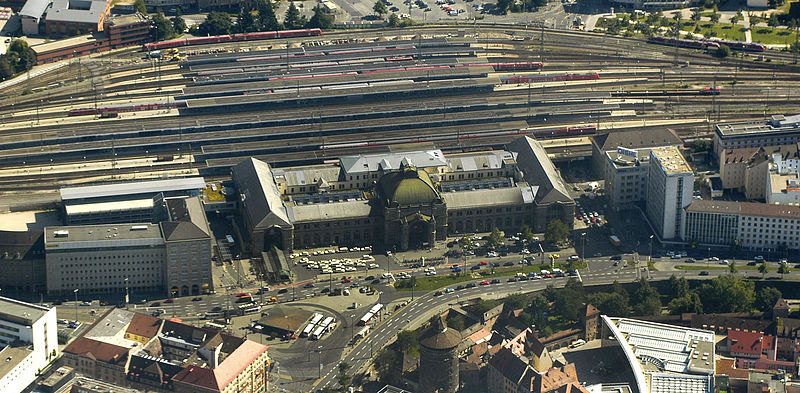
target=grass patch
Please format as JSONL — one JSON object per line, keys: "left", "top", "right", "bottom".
{"left": 751, "top": 26, "right": 798, "bottom": 45}
{"left": 395, "top": 260, "right": 583, "bottom": 291}
{"left": 682, "top": 22, "right": 746, "bottom": 41}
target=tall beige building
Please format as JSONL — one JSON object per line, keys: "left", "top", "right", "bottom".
{"left": 161, "top": 196, "right": 214, "bottom": 297}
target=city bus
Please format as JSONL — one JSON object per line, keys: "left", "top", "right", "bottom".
{"left": 237, "top": 302, "right": 261, "bottom": 316}
{"left": 301, "top": 313, "right": 324, "bottom": 337}
{"left": 358, "top": 312, "right": 375, "bottom": 326}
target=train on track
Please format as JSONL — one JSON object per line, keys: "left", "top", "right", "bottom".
{"left": 612, "top": 86, "right": 720, "bottom": 97}
{"left": 68, "top": 102, "right": 187, "bottom": 116}
{"left": 648, "top": 36, "right": 766, "bottom": 52}
{"left": 194, "top": 61, "right": 543, "bottom": 79}
{"left": 318, "top": 125, "right": 597, "bottom": 150}
{"left": 500, "top": 72, "right": 599, "bottom": 84}
{"left": 143, "top": 29, "right": 323, "bottom": 51}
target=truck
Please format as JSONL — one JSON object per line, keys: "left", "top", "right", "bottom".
{"left": 609, "top": 235, "right": 622, "bottom": 247}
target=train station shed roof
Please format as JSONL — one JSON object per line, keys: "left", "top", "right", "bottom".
{"left": 60, "top": 177, "right": 206, "bottom": 202}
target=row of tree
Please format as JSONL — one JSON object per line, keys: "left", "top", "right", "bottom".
{"left": 0, "top": 40, "right": 37, "bottom": 82}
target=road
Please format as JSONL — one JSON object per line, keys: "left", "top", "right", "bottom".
{"left": 311, "top": 255, "right": 779, "bottom": 390}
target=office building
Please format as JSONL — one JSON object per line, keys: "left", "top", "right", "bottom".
{"left": 43, "top": 0, "right": 112, "bottom": 36}
{"left": 234, "top": 137, "right": 574, "bottom": 254}
{"left": 645, "top": 146, "right": 694, "bottom": 240}
{"left": 60, "top": 177, "right": 205, "bottom": 225}
{"left": 719, "top": 144, "right": 800, "bottom": 201}
{"left": 682, "top": 200, "right": 800, "bottom": 251}
{"left": 714, "top": 114, "right": 800, "bottom": 156}
{"left": 0, "top": 230, "right": 46, "bottom": 293}
{"left": 591, "top": 128, "right": 682, "bottom": 211}
{"left": 44, "top": 224, "right": 165, "bottom": 296}
{"left": 161, "top": 196, "right": 214, "bottom": 297}
{"left": 0, "top": 297, "right": 59, "bottom": 393}
{"left": 19, "top": 0, "right": 49, "bottom": 35}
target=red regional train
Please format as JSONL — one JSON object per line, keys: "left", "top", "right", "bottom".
{"left": 143, "top": 29, "right": 323, "bottom": 51}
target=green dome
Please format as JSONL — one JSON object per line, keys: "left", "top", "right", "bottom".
{"left": 377, "top": 166, "right": 441, "bottom": 207}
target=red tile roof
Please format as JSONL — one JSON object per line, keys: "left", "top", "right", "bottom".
{"left": 716, "top": 358, "right": 749, "bottom": 379}
{"left": 172, "top": 339, "right": 268, "bottom": 392}
{"left": 727, "top": 329, "right": 768, "bottom": 357}
{"left": 126, "top": 313, "right": 162, "bottom": 339}
{"left": 63, "top": 337, "right": 128, "bottom": 364}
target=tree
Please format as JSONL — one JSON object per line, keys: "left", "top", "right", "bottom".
{"left": 487, "top": 227, "right": 505, "bottom": 250}
{"left": 713, "top": 45, "right": 731, "bottom": 58}
{"left": 691, "top": 7, "right": 701, "bottom": 21}
{"left": 373, "top": 0, "right": 388, "bottom": 17}
{"left": 306, "top": 5, "right": 334, "bottom": 29}
{"left": 238, "top": 7, "right": 257, "bottom": 33}
{"left": 458, "top": 235, "right": 473, "bottom": 252}
{"left": 396, "top": 330, "right": 419, "bottom": 356}
{"left": 337, "top": 362, "right": 352, "bottom": 390}
{"left": 759, "top": 261, "right": 769, "bottom": 278}
{"left": 668, "top": 274, "right": 690, "bottom": 298}
{"left": 631, "top": 278, "right": 661, "bottom": 316}
{"left": 284, "top": 2, "right": 303, "bottom": 29}
{"left": 172, "top": 15, "right": 187, "bottom": 35}
{"left": 496, "top": 0, "right": 512, "bottom": 14}
{"left": 667, "top": 292, "right": 703, "bottom": 315}
{"left": 504, "top": 293, "right": 529, "bottom": 310}
{"left": 697, "top": 274, "right": 755, "bottom": 313}
{"left": 768, "top": 12, "right": 780, "bottom": 27}
{"left": 198, "top": 12, "right": 232, "bottom": 36}
{"left": 692, "top": 139, "right": 712, "bottom": 153}
{"left": 374, "top": 349, "right": 400, "bottom": 383}
{"left": 755, "top": 287, "right": 782, "bottom": 312}
{"left": 710, "top": 10, "right": 720, "bottom": 23}
{"left": 544, "top": 220, "right": 569, "bottom": 245}
{"left": 520, "top": 224, "right": 536, "bottom": 244}
{"left": 589, "top": 292, "right": 629, "bottom": 316}
{"left": 526, "top": 294, "right": 550, "bottom": 327}
{"left": 0, "top": 57, "right": 12, "bottom": 81}
{"left": 729, "top": 259, "right": 737, "bottom": 275}
{"left": 134, "top": 0, "right": 147, "bottom": 14}
{"left": 778, "top": 261, "right": 790, "bottom": 278}
{"left": 387, "top": 13, "right": 400, "bottom": 27}
{"left": 151, "top": 13, "right": 176, "bottom": 41}
{"left": 256, "top": 0, "right": 280, "bottom": 31}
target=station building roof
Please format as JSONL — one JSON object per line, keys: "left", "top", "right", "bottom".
{"left": 60, "top": 177, "right": 205, "bottom": 202}
{"left": 340, "top": 149, "right": 447, "bottom": 175}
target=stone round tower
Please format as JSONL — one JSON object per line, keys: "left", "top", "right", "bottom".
{"left": 418, "top": 314, "right": 461, "bottom": 393}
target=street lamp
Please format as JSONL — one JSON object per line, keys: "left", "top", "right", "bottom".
{"left": 73, "top": 289, "right": 79, "bottom": 322}
{"left": 378, "top": 291, "right": 384, "bottom": 321}
{"left": 350, "top": 314, "right": 356, "bottom": 345}
{"left": 317, "top": 346, "right": 323, "bottom": 379}
{"left": 581, "top": 232, "right": 587, "bottom": 269}
{"left": 124, "top": 277, "right": 129, "bottom": 308}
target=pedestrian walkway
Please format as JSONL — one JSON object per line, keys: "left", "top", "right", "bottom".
{"left": 743, "top": 12, "right": 752, "bottom": 43}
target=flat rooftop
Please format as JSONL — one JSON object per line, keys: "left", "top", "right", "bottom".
{"left": 64, "top": 198, "right": 154, "bottom": 216}
{"left": 716, "top": 115, "right": 800, "bottom": 137}
{"left": 60, "top": 177, "right": 205, "bottom": 202}
{"left": 84, "top": 309, "right": 140, "bottom": 350}
{"left": 339, "top": 149, "right": 447, "bottom": 175}
{"left": 44, "top": 224, "right": 163, "bottom": 249}
{"left": 0, "top": 345, "right": 33, "bottom": 380}
{"left": 650, "top": 146, "right": 692, "bottom": 176}
{"left": 0, "top": 296, "right": 50, "bottom": 326}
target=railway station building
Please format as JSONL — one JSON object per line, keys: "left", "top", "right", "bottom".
{"left": 232, "top": 136, "right": 575, "bottom": 254}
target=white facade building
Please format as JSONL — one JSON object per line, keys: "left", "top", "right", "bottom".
{"left": 646, "top": 146, "right": 694, "bottom": 240}
{"left": 0, "top": 297, "right": 59, "bottom": 393}
{"left": 683, "top": 200, "right": 800, "bottom": 251}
